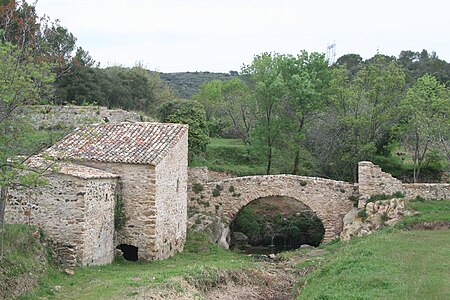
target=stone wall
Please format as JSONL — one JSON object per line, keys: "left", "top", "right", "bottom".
{"left": 6, "top": 171, "right": 117, "bottom": 267}
{"left": 154, "top": 129, "right": 189, "bottom": 259}
{"left": 358, "top": 161, "right": 403, "bottom": 200}
{"left": 18, "top": 105, "right": 153, "bottom": 130}
{"left": 358, "top": 161, "right": 450, "bottom": 201}
{"left": 78, "top": 161, "right": 157, "bottom": 261}
{"left": 403, "top": 183, "right": 450, "bottom": 200}
{"left": 188, "top": 175, "right": 356, "bottom": 242}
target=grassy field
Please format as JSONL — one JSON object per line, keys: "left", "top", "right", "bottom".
{"left": 295, "top": 199, "right": 450, "bottom": 299}
{"left": 10, "top": 199, "right": 450, "bottom": 300}
{"left": 20, "top": 233, "right": 256, "bottom": 300}
{"left": 296, "top": 230, "right": 450, "bottom": 299}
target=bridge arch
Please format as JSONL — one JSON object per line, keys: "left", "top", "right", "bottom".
{"left": 189, "top": 175, "right": 355, "bottom": 242}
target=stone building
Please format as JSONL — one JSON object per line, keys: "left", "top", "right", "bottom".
{"left": 6, "top": 122, "right": 189, "bottom": 265}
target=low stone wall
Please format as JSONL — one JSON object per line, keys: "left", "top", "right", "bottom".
{"left": 358, "top": 161, "right": 450, "bottom": 201}
{"left": 18, "top": 105, "right": 153, "bottom": 130}
{"left": 403, "top": 183, "right": 450, "bottom": 200}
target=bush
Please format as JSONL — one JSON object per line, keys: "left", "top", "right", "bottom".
{"left": 212, "top": 188, "right": 221, "bottom": 197}
{"left": 192, "top": 183, "right": 204, "bottom": 194}
{"left": 357, "top": 209, "right": 368, "bottom": 221}
{"left": 300, "top": 180, "right": 308, "bottom": 187}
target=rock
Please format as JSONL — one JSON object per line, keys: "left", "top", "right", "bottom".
{"left": 53, "top": 286, "right": 62, "bottom": 292}
{"left": 63, "top": 268, "right": 75, "bottom": 276}
{"left": 232, "top": 232, "right": 249, "bottom": 244}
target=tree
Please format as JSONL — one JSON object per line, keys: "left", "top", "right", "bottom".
{"left": 308, "top": 55, "right": 406, "bottom": 181}
{"left": 278, "top": 51, "right": 330, "bottom": 174}
{"left": 0, "top": 40, "right": 54, "bottom": 230}
{"left": 398, "top": 74, "right": 449, "bottom": 182}
{"left": 241, "top": 53, "right": 286, "bottom": 174}
{"left": 157, "top": 99, "right": 209, "bottom": 160}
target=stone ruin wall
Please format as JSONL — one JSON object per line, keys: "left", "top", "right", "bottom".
{"left": 358, "top": 161, "right": 450, "bottom": 201}
{"left": 18, "top": 105, "right": 153, "bottom": 130}
{"left": 358, "top": 161, "right": 404, "bottom": 200}
{"left": 78, "top": 161, "right": 158, "bottom": 261}
{"left": 188, "top": 174, "right": 356, "bottom": 242}
{"left": 154, "top": 130, "right": 188, "bottom": 259}
{"left": 5, "top": 173, "right": 117, "bottom": 267}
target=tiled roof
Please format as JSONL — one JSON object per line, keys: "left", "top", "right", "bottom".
{"left": 46, "top": 122, "right": 188, "bottom": 165}
{"left": 25, "top": 156, "right": 118, "bottom": 179}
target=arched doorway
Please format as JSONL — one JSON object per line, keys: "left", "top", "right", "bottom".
{"left": 229, "top": 196, "right": 325, "bottom": 254}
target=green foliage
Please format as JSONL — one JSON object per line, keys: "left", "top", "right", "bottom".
{"left": 397, "top": 74, "right": 450, "bottom": 182}
{"left": 113, "top": 187, "right": 128, "bottom": 231}
{"left": 228, "top": 186, "right": 235, "bottom": 193}
{"left": 211, "top": 188, "right": 220, "bottom": 197}
{"left": 233, "top": 199, "right": 325, "bottom": 248}
{"left": 299, "top": 180, "right": 307, "bottom": 187}
{"left": 357, "top": 208, "right": 368, "bottom": 220}
{"left": 157, "top": 99, "right": 209, "bottom": 160}
{"left": 160, "top": 71, "right": 238, "bottom": 99}
{"left": 367, "top": 192, "right": 404, "bottom": 203}
{"left": 192, "top": 183, "right": 204, "bottom": 194}
{"left": 0, "top": 224, "right": 48, "bottom": 299}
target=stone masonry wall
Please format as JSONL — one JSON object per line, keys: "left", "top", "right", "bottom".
{"left": 358, "top": 161, "right": 403, "bottom": 200}
{"left": 403, "top": 183, "right": 450, "bottom": 200}
{"left": 79, "top": 161, "right": 158, "bottom": 261}
{"left": 154, "top": 130, "right": 189, "bottom": 259}
{"left": 6, "top": 174, "right": 117, "bottom": 267}
{"left": 18, "top": 105, "right": 153, "bottom": 130}
{"left": 188, "top": 175, "right": 356, "bottom": 242}
{"left": 358, "top": 161, "right": 450, "bottom": 201}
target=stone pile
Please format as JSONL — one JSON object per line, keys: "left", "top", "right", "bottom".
{"left": 340, "top": 198, "right": 413, "bottom": 241}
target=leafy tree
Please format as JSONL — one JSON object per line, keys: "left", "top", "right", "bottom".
{"left": 398, "top": 74, "right": 449, "bottom": 182}
{"left": 157, "top": 99, "right": 209, "bottom": 160}
{"left": 278, "top": 51, "right": 330, "bottom": 174}
{"left": 241, "top": 53, "right": 286, "bottom": 174}
{"left": 193, "top": 78, "right": 253, "bottom": 143}
{"left": 0, "top": 40, "right": 54, "bottom": 229}
{"left": 309, "top": 55, "right": 406, "bottom": 181}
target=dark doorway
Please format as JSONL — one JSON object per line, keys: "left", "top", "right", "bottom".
{"left": 116, "top": 244, "right": 138, "bottom": 261}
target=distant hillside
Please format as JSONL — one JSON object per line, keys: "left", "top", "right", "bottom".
{"left": 158, "top": 71, "right": 239, "bottom": 99}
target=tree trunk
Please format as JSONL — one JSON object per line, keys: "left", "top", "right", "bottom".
{"left": 266, "top": 146, "right": 272, "bottom": 175}
{"left": 0, "top": 186, "right": 7, "bottom": 229}
{"left": 292, "top": 149, "right": 300, "bottom": 175}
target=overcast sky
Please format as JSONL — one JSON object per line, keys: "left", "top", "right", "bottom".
{"left": 35, "top": 0, "right": 450, "bottom": 73}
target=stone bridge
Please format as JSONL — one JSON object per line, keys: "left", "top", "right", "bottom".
{"left": 188, "top": 174, "right": 356, "bottom": 242}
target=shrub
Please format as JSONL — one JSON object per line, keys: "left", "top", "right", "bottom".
{"left": 192, "top": 183, "right": 204, "bottom": 194}
{"left": 357, "top": 209, "right": 368, "bottom": 221}
{"left": 229, "top": 185, "right": 235, "bottom": 193}
{"left": 393, "top": 191, "right": 405, "bottom": 198}
{"left": 348, "top": 195, "right": 359, "bottom": 207}
{"left": 413, "top": 195, "right": 426, "bottom": 202}
{"left": 212, "top": 189, "right": 221, "bottom": 197}
{"left": 300, "top": 180, "right": 308, "bottom": 187}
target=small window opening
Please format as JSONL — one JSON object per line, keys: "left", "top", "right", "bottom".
{"left": 116, "top": 244, "right": 138, "bottom": 261}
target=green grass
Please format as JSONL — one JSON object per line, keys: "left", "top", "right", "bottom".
{"left": 297, "top": 230, "right": 450, "bottom": 300}
{"left": 0, "top": 225, "right": 48, "bottom": 299}
{"left": 192, "top": 138, "right": 268, "bottom": 176}
{"left": 296, "top": 200, "right": 450, "bottom": 299}
{"left": 22, "top": 232, "right": 255, "bottom": 300}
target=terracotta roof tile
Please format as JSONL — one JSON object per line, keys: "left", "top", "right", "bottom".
{"left": 46, "top": 122, "right": 188, "bottom": 165}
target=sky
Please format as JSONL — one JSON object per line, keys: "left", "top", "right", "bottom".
{"left": 35, "top": 0, "right": 450, "bottom": 73}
